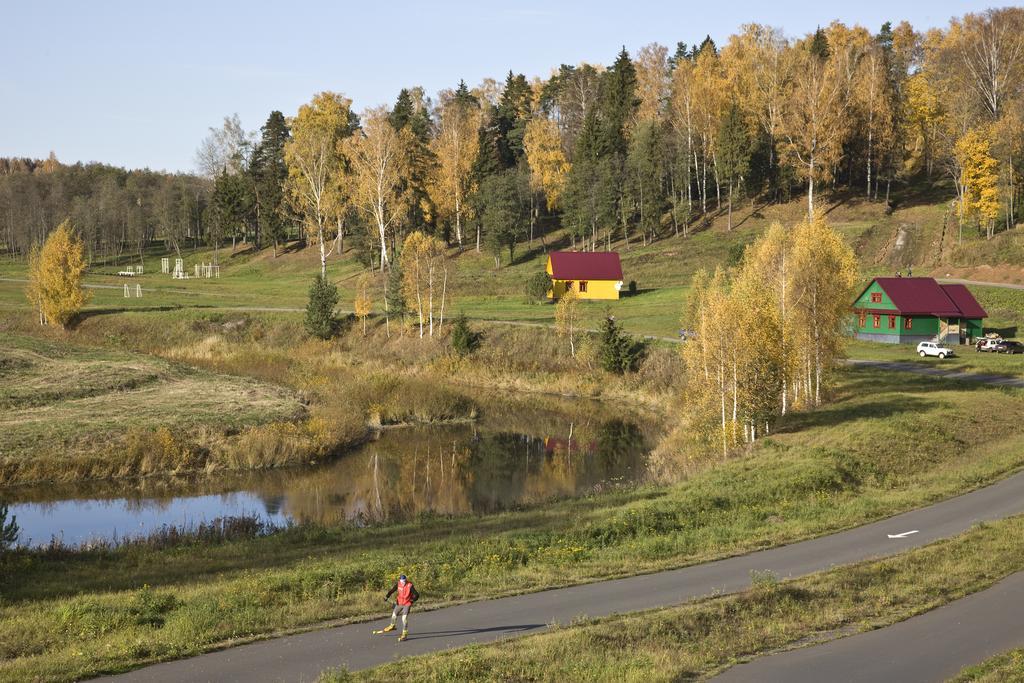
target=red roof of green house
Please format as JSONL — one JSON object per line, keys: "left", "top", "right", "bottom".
{"left": 547, "top": 251, "right": 623, "bottom": 281}
{"left": 855, "top": 277, "right": 987, "bottom": 318}
{"left": 939, "top": 284, "right": 988, "bottom": 319}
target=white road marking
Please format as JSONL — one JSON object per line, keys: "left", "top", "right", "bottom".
{"left": 887, "top": 530, "right": 920, "bottom": 539}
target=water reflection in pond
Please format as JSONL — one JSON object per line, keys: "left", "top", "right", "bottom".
{"left": 5, "top": 396, "right": 658, "bottom": 547}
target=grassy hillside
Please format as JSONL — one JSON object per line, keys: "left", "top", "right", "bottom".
{"left": 0, "top": 188, "right": 975, "bottom": 338}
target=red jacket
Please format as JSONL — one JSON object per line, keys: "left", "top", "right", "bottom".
{"left": 386, "top": 581, "right": 419, "bottom": 606}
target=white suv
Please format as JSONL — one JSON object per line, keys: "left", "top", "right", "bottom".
{"left": 917, "top": 341, "right": 955, "bottom": 358}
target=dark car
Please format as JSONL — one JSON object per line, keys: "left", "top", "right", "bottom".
{"left": 994, "top": 340, "right": 1024, "bottom": 354}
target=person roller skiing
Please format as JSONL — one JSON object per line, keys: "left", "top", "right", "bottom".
{"left": 373, "top": 574, "right": 418, "bottom": 641}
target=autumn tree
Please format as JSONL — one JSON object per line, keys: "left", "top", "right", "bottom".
{"left": 430, "top": 84, "right": 481, "bottom": 247}
{"left": 855, "top": 42, "right": 894, "bottom": 198}
{"left": 26, "top": 219, "right": 91, "bottom": 329}
{"left": 669, "top": 54, "right": 697, "bottom": 232}
{"left": 342, "top": 106, "right": 413, "bottom": 270}
{"left": 285, "top": 92, "right": 356, "bottom": 277}
{"left": 555, "top": 286, "right": 581, "bottom": 358}
{"left": 681, "top": 215, "right": 856, "bottom": 457}
{"left": 788, "top": 213, "right": 859, "bottom": 406}
{"left": 955, "top": 128, "right": 1001, "bottom": 240}
{"left": 399, "top": 231, "right": 450, "bottom": 338}
{"left": 782, "top": 31, "right": 845, "bottom": 217}
{"left": 722, "top": 25, "right": 792, "bottom": 195}
{"left": 634, "top": 43, "right": 670, "bottom": 123}
{"left": 523, "top": 116, "right": 570, "bottom": 241}
{"left": 354, "top": 273, "right": 373, "bottom": 335}
{"left": 691, "top": 40, "right": 725, "bottom": 213}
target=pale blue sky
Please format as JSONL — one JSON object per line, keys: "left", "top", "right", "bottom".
{"left": 2, "top": 0, "right": 997, "bottom": 173}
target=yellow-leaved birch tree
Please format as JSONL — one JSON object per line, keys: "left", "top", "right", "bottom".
{"left": 341, "top": 106, "right": 413, "bottom": 270}
{"left": 284, "top": 92, "right": 354, "bottom": 277}
{"left": 26, "top": 219, "right": 91, "bottom": 329}
{"left": 430, "top": 94, "right": 481, "bottom": 248}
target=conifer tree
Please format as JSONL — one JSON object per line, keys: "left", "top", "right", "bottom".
{"left": 717, "top": 102, "right": 752, "bottom": 230}
{"left": 250, "top": 111, "right": 290, "bottom": 256}
{"left": 305, "top": 273, "right": 340, "bottom": 339}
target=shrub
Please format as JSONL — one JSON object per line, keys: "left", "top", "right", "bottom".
{"left": 598, "top": 315, "right": 646, "bottom": 374}
{"left": 628, "top": 280, "right": 637, "bottom": 295}
{"left": 305, "top": 274, "right": 340, "bottom": 340}
{"left": 450, "top": 314, "right": 483, "bottom": 356}
{"left": 525, "top": 271, "right": 552, "bottom": 303}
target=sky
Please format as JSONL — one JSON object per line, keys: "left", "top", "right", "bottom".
{"left": 1, "top": 0, "right": 999, "bottom": 173}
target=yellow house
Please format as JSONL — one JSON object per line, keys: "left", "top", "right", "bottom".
{"left": 546, "top": 251, "right": 623, "bottom": 300}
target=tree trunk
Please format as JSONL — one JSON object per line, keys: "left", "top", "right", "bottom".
{"left": 727, "top": 182, "right": 733, "bottom": 231}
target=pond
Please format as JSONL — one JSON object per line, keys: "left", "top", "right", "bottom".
{"left": 3, "top": 395, "right": 659, "bottom": 547}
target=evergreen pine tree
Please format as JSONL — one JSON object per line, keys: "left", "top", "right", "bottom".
{"left": 386, "top": 262, "right": 407, "bottom": 323}
{"left": 809, "top": 27, "right": 830, "bottom": 62}
{"left": 305, "top": 273, "right": 340, "bottom": 339}
{"left": 249, "top": 111, "right": 290, "bottom": 255}
{"left": 598, "top": 315, "right": 646, "bottom": 374}
{"left": 717, "top": 102, "right": 752, "bottom": 230}
{"left": 450, "top": 313, "right": 482, "bottom": 356}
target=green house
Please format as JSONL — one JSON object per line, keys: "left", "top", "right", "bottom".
{"left": 852, "top": 277, "right": 987, "bottom": 345}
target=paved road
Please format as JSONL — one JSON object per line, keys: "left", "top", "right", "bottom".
{"left": 847, "top": 359, "right": 1024, "bottom": 388}
{"left": 104, "top": 468, "right": 1024, "bottom": 682}
{"left": 714, "top": 571, "right": 1024, "bottom": 683}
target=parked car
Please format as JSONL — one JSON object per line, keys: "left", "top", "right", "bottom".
{"left": 976, "top": 337, "right": 1003, "bottom": 352}
{"left": 994, "top": 340, "right": 1024, "bottom": 354}
{"left": 917, "top": 341, "right": 955, "bottom": 358}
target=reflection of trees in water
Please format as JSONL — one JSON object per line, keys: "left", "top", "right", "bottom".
{"left": 18, "top": 396, "right": 657, "bottom": 531}
{"left": 257, "top": 494, "right": 286, "bottom": 516}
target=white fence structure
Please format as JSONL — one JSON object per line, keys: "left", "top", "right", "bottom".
{"left": 161, "top": 257, "right": 170, "bottom": 274}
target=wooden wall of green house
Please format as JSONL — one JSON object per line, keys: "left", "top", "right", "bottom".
{"left": 853, "top": 281, "right": 897, "bottom": 310}
{"left": 853, "top": 312, "right": 939, "bottom": 335}
{"left": 966, "top": 319, "right": 984, "bottom": 338}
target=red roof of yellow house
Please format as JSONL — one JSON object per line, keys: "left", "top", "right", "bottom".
{"left": 547, "top": 251, "right": 623, "bottom": 281}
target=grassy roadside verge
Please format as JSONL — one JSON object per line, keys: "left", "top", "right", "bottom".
{"left": 331, "top": 514, "right": 1024, "bottom": 682}
{"left": 3, "top": 366, "right": 1024, "bottom": 680}
{"left": 954, "top": 649, "right": 1024, "bottom": 682}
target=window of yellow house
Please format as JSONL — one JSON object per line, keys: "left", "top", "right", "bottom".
{"left": 565, "top": 281, "right": 574, "bottom": 291}
{"left": 579, "top": 281, "right": 588, "bottom": 293}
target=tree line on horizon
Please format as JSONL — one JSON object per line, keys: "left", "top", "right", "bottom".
{"left": 2, "top": 7, "right": 1022, "bottom": 268}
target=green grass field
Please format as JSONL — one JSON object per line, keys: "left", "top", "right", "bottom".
{"left": 5, "top": 365, "right": 1024, "bottom": 681}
